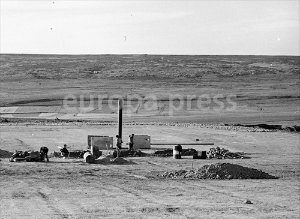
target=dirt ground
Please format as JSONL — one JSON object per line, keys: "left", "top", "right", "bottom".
{"left": 1, "top": 55, "right": 299, "bottom": 125}
{"left": 0, "top": 54, "right": 299, "bottom": 218}
{"left": 0, "top": 123, "right": 299, "bottom": 218}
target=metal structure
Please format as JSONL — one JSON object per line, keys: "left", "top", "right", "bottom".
{"left": 118, "top": 99, "right": 123, "bottom": 141}
{"left": 86, "top": 98, "right": 214, "bottom": 152}
{"left": 116, "top": 99, "right": 123, "bottom": 149}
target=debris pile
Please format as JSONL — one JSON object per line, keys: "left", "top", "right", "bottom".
{"left": 52, "top": 150, "right": 89, "bottom": 158}
{"left": 112, "top": 150, "right": 147, "bottom": 158}
{"left": 9, "top": 150, "right": 42, "bottom": 162}
{"left": 153, "top": 149, "right": 173, "bottom": 157}
{"left": 0, "top": 149, "right": 13, "bottom": 158}
{"left": 153, "top": 148, "right": 197, "bottom": 157}
{"left": 207, "top": 147, "right": 247, "bottom": 159}
{"left": 159, "top": 163, "right": 278, "bottom": 179}
{"left": 70, "top": 150, "right": 89, "bottom": 158}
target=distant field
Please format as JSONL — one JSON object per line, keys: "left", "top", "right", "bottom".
{"left": 1, "top": 54, "right": 300, "bottom": 218}
{"left": 0, "top": 54, "right": 299, "bottom": 125}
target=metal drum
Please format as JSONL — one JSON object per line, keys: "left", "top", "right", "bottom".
{"left": 84, "top": 152, "right": 95, "bottom": 163}
{"left": 198, "top": 151, "right": 207, "bottom": 159}
{"left": 173, "top": 145, "right": 182, "bottom": 159}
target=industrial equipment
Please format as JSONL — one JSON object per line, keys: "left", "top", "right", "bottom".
{"left": 128, "top": 134, "right": 151, "bottom": 149}
{"left": 88, "top": 135, "right": 113, "bottom": 150}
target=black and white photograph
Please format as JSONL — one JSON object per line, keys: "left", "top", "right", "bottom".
{"left": 0, "top": 0, "right": 299, "bottom": 218}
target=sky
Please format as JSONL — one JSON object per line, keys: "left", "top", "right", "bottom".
{"left": 0, "top": 0, "right": 299, "bottom": 55}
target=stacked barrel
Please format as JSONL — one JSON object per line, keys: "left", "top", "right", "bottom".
{"left": 173, "top": 145, "right": 182, "bottom": 159}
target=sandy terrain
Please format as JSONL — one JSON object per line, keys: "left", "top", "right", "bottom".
{"left": 0, "top": 55, "right": 299, "bottom": 125}
{"left": 0, "top": 123, "right": 299, "bottom": 218}
{"left": 0, "top": 54, "right": 299, "bottom": 218}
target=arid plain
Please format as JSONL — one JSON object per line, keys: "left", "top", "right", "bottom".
{"left": 0, "top": 55, "right": 299, "bottom": 218}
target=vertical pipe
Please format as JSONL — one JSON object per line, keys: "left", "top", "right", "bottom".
{"left": 118, "top": 99, "right": 123, "bottom": 144}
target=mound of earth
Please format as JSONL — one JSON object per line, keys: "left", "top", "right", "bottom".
{"left": 158, "top": 163, "right": 278, "bottom": 180}
{"left": 94, "top": 156, "right": 135, "bottom": 165}
{"left": 112, "top": 157, "right": 135, "bottom": 165}
{"left": 0, "top": 149, "right": 13, "bottom": 158}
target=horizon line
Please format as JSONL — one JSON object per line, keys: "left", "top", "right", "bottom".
{"left": 1, "top": 53, "right": 299, "bottom": 57}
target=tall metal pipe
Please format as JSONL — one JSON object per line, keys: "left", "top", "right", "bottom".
{"left": 117, "top": 99, "right": 123, "bottom": 147}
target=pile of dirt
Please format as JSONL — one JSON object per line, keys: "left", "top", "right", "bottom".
{"left": 207, "top": 147, "right": 248, "bottom": 159}
{"left": 0, "top": 149, "right": 13, "bottom": 158}
{"left": 111, "top": 157, "right": 135, "bottom": 165}
{"left": 94, "top": 156, "right": 135, "bottom": 165}
{"left": 158, "top": 163, "right": 278, "bottom": 179}
{"left": 153, "top": 148, "right": 197, "bottom": 157}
